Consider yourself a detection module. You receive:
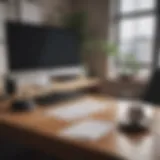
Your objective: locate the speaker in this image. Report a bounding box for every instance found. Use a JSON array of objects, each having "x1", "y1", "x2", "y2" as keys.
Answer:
[{"x1": 4, "y1": 76, "x2": 17, "y2": 95}]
